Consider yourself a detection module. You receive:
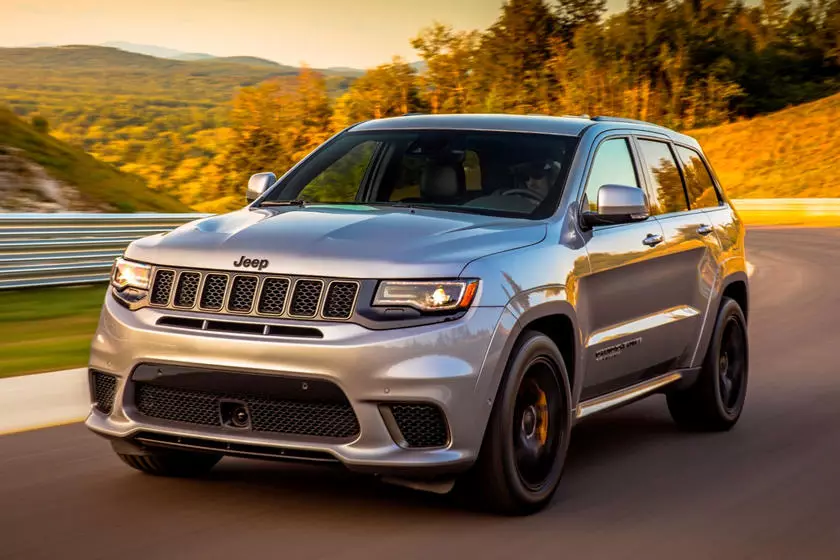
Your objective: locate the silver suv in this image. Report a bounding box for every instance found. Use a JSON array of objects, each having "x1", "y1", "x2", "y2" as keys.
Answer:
[{"x1": 87, "y1": 114, "x2": 749, "y2": 515}]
